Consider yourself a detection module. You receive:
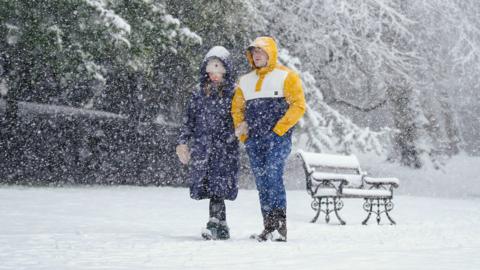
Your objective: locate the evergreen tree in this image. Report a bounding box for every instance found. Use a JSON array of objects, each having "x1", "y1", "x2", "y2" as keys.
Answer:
[{"x1": 0, "y1": 0, "x2": 201, "y2": 120}]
